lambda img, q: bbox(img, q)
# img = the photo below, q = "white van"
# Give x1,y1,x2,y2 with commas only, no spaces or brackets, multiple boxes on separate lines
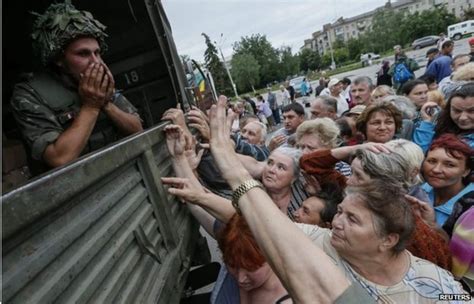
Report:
448,20,474,40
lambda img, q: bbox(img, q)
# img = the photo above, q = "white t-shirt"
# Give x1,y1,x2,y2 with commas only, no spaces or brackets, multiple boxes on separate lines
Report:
297,224,467,303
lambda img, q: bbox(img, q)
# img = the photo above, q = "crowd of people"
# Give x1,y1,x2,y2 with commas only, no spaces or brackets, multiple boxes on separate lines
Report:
161,39,474,303
8,2,473,302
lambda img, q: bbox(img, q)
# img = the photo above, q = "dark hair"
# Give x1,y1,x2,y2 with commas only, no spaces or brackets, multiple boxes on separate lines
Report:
356,101,403,138
335,117,353,138
282,102,305,116
401,79,428,96
418,75,436,87
435,83,474,137
315,182,345,223
442,40,454,49
346,180,415,254
341,77,351,85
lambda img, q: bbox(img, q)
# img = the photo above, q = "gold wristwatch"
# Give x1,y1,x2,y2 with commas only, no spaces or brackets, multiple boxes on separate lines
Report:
231,179,264,214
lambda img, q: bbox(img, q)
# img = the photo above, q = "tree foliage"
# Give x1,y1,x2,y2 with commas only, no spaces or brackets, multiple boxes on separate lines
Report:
199,7,458,92
463,8,474,20
231,53,260,92
233,34,280,86
320,6,458,68
299,48,321,72
201,33,231,95
279,46,300,78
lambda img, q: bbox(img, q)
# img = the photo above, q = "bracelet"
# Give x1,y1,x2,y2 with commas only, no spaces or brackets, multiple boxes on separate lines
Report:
231,179,264,214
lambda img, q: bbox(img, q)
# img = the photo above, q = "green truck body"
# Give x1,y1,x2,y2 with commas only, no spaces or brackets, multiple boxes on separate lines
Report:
2,0,207,302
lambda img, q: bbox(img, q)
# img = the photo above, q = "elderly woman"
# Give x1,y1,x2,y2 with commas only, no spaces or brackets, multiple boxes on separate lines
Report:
161,125,294,303
414,82,474,152
238,118,351,214
356,101,403,143
420,134,474,231
371,85,395,103
206,97,465,302
162,123,302,221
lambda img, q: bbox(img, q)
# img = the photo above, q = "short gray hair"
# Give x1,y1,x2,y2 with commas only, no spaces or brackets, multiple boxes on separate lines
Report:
314,96,338,113
353,76,374,90
296,118,341,148
354,149,411,190
246,121,268,142
272,147,302,178
382,94,416,119
385,139,424,186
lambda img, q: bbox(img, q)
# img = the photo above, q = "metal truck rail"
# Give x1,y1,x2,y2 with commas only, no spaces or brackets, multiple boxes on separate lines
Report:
2,123,199,303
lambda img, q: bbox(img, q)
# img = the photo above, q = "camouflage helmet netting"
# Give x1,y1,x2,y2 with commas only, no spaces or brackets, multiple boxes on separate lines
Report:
31,1,108,65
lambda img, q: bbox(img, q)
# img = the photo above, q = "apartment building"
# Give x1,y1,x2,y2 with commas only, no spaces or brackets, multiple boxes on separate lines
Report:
301,0,471,55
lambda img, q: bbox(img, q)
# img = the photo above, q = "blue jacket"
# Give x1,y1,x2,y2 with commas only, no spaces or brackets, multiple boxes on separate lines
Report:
413,120,474,153
421,182,474,227
424,55,452,83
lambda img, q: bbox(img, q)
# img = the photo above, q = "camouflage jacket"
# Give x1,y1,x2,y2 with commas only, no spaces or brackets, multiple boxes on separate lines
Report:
10,71,139,173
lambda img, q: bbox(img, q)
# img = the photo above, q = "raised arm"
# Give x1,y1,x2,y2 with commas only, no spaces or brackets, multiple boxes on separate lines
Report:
162,125,236,224
208,96,353,303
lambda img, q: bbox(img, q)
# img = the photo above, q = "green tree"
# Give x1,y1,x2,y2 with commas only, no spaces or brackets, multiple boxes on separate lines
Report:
233,34,280,87
346,38,364,61
463,8,474,20
299,48,321,72
278,46,300,79
333,48,349,64
321,53,332,68
201,33,231,95
231,53,260,92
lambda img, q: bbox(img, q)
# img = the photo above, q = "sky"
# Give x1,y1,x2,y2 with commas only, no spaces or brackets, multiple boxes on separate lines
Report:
161,0,388,63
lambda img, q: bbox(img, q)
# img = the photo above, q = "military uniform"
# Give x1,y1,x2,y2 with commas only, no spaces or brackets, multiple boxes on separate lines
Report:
10,71,139,174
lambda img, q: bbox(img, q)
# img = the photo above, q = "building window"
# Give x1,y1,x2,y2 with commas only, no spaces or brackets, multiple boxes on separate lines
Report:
352,30,356,35
416,4,419,8
452,7,455,13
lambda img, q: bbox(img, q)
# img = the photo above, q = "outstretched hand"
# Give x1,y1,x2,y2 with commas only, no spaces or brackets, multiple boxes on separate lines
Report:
359,142,393,154
185,145,205,170
164,124,186,157
161,176,206,205
209,95,252,188
187,108,211,142
405,194,436,227
162,105,194,150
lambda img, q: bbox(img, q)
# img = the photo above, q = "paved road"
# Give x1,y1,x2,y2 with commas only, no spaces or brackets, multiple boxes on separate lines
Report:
320,36,472,84
258,36,472,103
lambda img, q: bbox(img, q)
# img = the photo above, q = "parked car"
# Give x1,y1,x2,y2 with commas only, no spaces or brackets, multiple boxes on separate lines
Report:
360,53,380,66
289,76,306,96
360,53,380,61
411,35,440,49
448,20,474,40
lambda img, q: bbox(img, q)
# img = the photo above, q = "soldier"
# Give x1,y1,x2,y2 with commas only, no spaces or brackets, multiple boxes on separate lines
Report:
10,2,143,175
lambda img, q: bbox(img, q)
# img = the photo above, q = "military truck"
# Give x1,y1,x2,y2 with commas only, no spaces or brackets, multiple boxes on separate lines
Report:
2,0,214,302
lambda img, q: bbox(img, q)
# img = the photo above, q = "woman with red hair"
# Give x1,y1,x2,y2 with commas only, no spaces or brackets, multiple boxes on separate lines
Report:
421,133,474,233
213,214,290,303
